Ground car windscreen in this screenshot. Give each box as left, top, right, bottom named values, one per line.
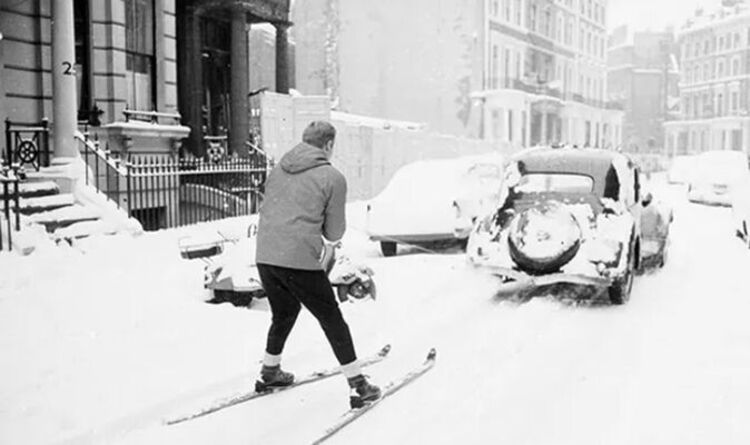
left=514, top=173, right=594, bottom=194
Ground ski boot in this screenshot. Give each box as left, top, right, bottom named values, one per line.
left=347, top=375, right=381, bottom=409
left=255, top=365, right=295, bottom=392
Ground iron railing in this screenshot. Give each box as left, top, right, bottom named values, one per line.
left=4, top=118, right=51, bottom=171
left=77, top=131, right=270, bottom=231
left=0, top=165, right=22, bottom=252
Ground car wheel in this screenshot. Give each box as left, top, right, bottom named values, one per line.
left=608, top=247, right=635, bottom=305
left=209, top=289, right=255, bottom=307
left=380, top=241, right=397, bottom=257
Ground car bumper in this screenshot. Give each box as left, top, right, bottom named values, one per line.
left=480, top=266, right=614, bottom=291
left=688, top=190, right=732, bottom=207
left=369, top=232, right=465, bottom=243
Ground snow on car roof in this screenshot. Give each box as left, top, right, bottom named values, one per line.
left=512, top=148, right=629, bottom=199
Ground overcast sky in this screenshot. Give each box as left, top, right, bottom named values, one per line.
left=607, top=0, right=723, bottom=31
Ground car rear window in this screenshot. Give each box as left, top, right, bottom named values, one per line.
left=515, top=173, right=594, bottom=194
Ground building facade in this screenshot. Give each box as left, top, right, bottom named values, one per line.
left=478, top=0, right=623, bottom=152
left=0, top=0, right=180, bottom=127
left=0, top=0, right=291, bottom=161
left=607, top=26, right=680, bottom=154
left=292, top=0, right=487, bottom=138
left=664, top=2, right=750, bottom=157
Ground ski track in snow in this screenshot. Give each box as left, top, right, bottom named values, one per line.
left=2, top=182, right=750, bottom=444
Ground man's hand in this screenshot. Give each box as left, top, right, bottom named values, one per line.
left=320, top=239, right=342, bottom=273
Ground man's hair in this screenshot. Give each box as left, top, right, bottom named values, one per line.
left=302, top=121, right=336, bottom=148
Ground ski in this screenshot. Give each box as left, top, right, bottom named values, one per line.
left=310, top=348, right=437, bottom=445
left=165, top=344, right=392, bottom=425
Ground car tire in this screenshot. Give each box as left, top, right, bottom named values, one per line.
left=380, top=241, right=397, bottom=257
left=209, top=289, right=256, bottom=307
left=608, top=246, right=635, bottom=305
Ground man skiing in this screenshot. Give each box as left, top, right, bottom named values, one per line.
left=255, top=120, right=381, bottom=407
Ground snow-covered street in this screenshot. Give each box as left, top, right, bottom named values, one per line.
left=2, top=181, right=750, bottom=445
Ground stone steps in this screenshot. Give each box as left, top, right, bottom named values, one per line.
left=29, top=204, right=102, bottom=233
left=16, top=193, right=76, bottom=215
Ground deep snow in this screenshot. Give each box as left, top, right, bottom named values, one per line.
left=2, top=179, right=750, bottom=445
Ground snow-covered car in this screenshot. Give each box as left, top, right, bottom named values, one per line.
left=179, top=227, right=377, bottom=305
left=467, top=147, right=652, bottom=304
left=366, top=154, right=505, bottom=256
left=731, top=172, right=750, bottom=247
left=667, top=155, right=697, bottom=184
left=687, top=151, right=749, bottom=207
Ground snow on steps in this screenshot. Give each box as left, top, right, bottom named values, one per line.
left=0, top=180, right=59, bottom=198
left=29, top=204, right=101, bottom=232
left=52, top=220, right=119, bottom=243
left=17, top=193, right=76, bottom=214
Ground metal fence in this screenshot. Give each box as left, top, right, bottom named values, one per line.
left=78, top=132, right=270, bottom=231
left=0, top=166, right=22, bottom=252
left=5, top=119, right=51, bottom=171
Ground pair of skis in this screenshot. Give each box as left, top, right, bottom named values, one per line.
left=164, top=345, right=437, bottom=444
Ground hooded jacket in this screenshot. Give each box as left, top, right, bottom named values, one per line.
left=255, top=142, right=347, bottom=270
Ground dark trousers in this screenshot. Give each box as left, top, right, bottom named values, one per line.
left=257, top=263, right=357, bottom=365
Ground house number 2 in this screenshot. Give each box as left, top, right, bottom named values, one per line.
left=62, top=62, right=75, bottom=75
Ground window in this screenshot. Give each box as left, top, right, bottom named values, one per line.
left=504, top=48, right=511, bottom=83
left=491, top=45, right=499, bottom=88
left=125, top=0, right=156, bottom=110
left=492, top=0, right=499, bottom=17
left=516, top=50, right=521, bottom=78
left=734, top=32, right=740, bottom=47
left=732, top=92, right=738, bottom=111
left=732, top=58, right=739, bottom=76
left=505, top=0, right=511, bottom=21
left=719, top=36, right=724, bottom=51
left=704, top=40, right=710, bottom=54
left=515, top=0, right=522, bottom=24
left=693, top=95, right=699, bottom=117
left=73, top=0, right=91, bottom=121
left=515, top=174, right=594, bottom=194
left=530, top=4, right=537, bottom=31
left=508, top=110, right=514, bottom=142
left=492, top=109, right=503, bottom=140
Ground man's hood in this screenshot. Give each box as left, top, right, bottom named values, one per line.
left=279, top=142, right=330, bottom=174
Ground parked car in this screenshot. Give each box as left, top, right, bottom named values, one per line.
left=366, top=154, right=505, bottom=256
left=687, top=150, right=749, bottom=206
left=179, top=227, right=377, bottom=306
left=466, top=147, right=660, bottom=304
left=731, top=172, right=750, bottom=248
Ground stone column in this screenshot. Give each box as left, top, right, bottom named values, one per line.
left=230, top=9, right=249, bottom=156
left=51, top=0, right=78, bottom=159
left=540, top=111, right=548, bottom=145
left=275, top=23, right=290, bottom=94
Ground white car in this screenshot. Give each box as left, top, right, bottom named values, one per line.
left=687, top=151, right=749, bottom=207
left=179, top=228, right=377, bottom=305
left=366, top=154, right=505, bottom=256
left=731, top=172, right=750, bottom=247
left=467, top=148, right=653, bottom=304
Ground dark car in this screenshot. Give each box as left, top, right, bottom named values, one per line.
left=467, top=147, right=649, bottom=304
